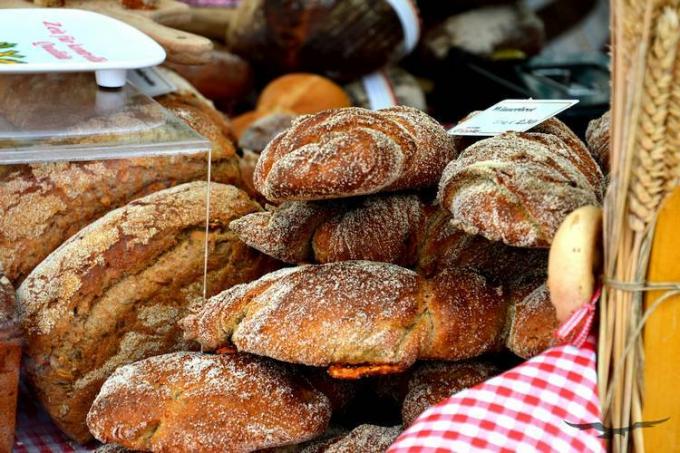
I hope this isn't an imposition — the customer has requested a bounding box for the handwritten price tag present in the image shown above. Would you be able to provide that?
[448,99,579,136]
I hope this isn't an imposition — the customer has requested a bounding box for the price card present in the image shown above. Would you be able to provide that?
[127,67,176,98]
[448,99,579,136]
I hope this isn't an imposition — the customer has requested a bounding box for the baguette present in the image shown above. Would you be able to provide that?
[17,182,278,442]
[437,130,604,248]
[0,91,240,284]
[87,352,331,452]
[182,262,508,378]
[0,273,20,453]
[254,106,457,202]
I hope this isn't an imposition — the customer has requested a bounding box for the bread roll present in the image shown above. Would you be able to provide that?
[321,425,402,453]
[230,194,427,266]
[0,274,20,453]
[585,110,610,172]
[438,130,604,248]
[401,362,498,426]
[87,352,331,452]
[17,182,278,442]
[182,262,507,378]
[505,279,558,358]
[0,91,241,284]
[254,106,457,202]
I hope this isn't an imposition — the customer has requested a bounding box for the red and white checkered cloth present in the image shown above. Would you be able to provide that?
[388,294,604,453]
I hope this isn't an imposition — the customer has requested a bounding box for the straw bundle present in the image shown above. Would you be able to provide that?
[603,1,680,452]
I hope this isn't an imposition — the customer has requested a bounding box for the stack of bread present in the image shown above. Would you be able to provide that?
[81,104,605,452]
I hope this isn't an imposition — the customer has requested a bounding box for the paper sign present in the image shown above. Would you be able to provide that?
[448,99,579,136]
[127,67,176,98]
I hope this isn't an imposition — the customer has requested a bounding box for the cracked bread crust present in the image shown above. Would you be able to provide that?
[17,182,278,443]
[0,92,241,284]
[87,352,331,452]
[182,262,507,377]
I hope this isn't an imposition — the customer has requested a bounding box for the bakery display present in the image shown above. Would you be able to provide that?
[182,261,559,377]
[0,273,20,453]
[438,125,604,248]
[16,182,278,442]
[226,0,411,80]
[254,106,457,202]
[87,352,332,452]
[0,89,240,284]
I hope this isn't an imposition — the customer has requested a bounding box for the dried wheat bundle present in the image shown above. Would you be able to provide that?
[603,2,680,453]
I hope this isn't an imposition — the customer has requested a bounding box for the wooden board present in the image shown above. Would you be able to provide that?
[1,0,212,64]
[643,186,680,451]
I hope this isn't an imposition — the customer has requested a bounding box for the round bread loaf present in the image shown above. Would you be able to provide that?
[17,182,278,442]
[0,273,20,453]
[437,131,604,248]
[254,106,457,202]
[87,352,331,452]
[585,110,610,173]
[320,425,402,453]
[401,361,498,426]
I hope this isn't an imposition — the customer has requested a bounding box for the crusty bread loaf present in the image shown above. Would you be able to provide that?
[17,182,278,442]
[254,106,457,202]
[0,91,241,284]
[438,130,604,248]
[320,425,402,453]
[401,361,498,426]
[87,352,331,452]
[0,274,20,453]
[239,112,296,153]
[585,110,610,173]
[230,194,427,266]
[182,261,507,378]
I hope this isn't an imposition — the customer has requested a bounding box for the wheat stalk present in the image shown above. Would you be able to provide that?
[627,7,679,231]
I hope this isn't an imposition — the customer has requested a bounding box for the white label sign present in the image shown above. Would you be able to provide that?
[448,99,579,136]
[127,67,176,98]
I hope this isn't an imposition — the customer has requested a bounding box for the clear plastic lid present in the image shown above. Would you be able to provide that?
[0,73,211,164]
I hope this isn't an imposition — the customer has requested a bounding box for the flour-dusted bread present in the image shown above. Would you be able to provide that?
[0,273,20,453]
[17,182,278,442]
[254,106,457,202]
[585,110,611,173]
[438,127,604,248]
[87,352,331,452]
[0,91,241,284]
[182,262,508,378]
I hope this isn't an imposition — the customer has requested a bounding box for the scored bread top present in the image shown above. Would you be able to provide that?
[253,106,457,202]
[87,352,332,452]
[18,182,258,337]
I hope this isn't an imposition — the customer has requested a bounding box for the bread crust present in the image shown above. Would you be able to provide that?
[438,130,603,248]
[0,274,19,453]
[87,352,331,452]
[585,110,611,173]
[254,106,457,202]
[17,182,277,442]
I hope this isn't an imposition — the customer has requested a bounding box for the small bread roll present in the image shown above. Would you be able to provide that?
[548,205,603,322]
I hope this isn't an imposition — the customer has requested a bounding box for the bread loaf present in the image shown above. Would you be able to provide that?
[0,273,20,453]
[0,91,241,284]
[585,110,610,173]
[17,182,278,442]
[320,425,402,453]
[401,361,499,426]
[505,279,558,359]
[254,106,457,202]
[182,261,507,378]
[230,194,427,266]
[87,352,331,452]
[239,112,296,153]
[438,130,604,248]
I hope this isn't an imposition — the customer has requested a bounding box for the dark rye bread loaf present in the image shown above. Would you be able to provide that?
[17,182,279,443]
[0,91,241,284]
[87,352,331,453]
[254,106,457,202]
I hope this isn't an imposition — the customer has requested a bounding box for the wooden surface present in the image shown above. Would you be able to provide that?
[1,0,212,64]
[643,186,680,451]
